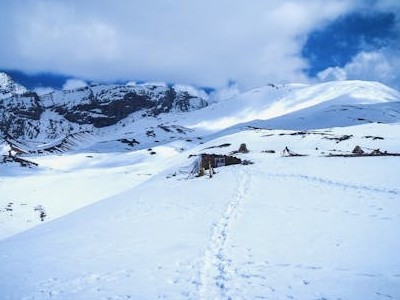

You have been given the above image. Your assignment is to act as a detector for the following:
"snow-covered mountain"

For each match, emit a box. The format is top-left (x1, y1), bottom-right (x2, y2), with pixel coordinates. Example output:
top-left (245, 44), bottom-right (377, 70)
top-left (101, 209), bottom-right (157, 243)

top-left (1, 73), bottom-right (400, 155)
top-left (0, 72), bottom-right (28, 100)
top-left (0, 72), bottom-right (209, 152)
top-left (1, 73), bottom-right (400, 299)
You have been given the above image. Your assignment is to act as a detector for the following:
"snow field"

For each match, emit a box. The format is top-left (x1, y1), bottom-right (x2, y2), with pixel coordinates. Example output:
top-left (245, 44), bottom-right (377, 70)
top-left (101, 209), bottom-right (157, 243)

top-left (0, 145), bottom-right (184, 240)
top-left (0, 123), bottom-right (399, 299)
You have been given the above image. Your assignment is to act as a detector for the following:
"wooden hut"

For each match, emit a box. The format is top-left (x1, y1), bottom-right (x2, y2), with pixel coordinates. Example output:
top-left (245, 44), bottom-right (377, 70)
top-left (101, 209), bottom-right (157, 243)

top-left (200, 154), bottom-right (242, 170)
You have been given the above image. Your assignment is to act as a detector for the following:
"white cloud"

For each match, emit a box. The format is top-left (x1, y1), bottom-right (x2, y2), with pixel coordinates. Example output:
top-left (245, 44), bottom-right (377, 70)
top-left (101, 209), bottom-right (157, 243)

top-left (317, 50), bottom-right (400, 89)
top-left (62, 79), bottom-right (88, 90)
top-left (15, 2), bottom-right (120, 65)
top-left (211, 82), bottom-right (240, 102)
top-left (344, 52), bottom-right (393, 81)
top-left (0, 0), bottom-right (365, 89)
top-left (315, 0), bottom-right (400, 90)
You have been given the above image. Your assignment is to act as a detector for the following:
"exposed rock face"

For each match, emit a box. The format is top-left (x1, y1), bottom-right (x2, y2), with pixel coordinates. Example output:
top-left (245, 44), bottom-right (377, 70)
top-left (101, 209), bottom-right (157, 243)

top-left (0, 91), bottom-right (44, 139)
top-left (0, 73), bottom-right (209, 144)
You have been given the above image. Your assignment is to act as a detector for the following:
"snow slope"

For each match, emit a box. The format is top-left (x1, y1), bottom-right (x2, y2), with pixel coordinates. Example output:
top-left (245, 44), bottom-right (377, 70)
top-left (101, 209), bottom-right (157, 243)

top-left (244, 100), bottom-right (400, 130)
top-left (183, 80), bottom-right (400, 132)
top-left (0, 141), bottom-right (189, 240)
top-left (0, 122), bottom-right (399, 299)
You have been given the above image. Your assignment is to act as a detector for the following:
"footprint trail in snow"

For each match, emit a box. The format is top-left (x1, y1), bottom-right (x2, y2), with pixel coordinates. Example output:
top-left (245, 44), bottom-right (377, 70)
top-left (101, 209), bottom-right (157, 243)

top-left (199, 168), bottom-right (251, 300)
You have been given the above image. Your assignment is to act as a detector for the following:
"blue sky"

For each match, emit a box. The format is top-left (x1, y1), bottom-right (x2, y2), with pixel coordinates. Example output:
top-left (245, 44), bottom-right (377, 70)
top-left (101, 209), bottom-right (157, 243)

top-left (303, 11), bottom-right (398, 76)
top-left (0, 0), bottom-right (399, 91)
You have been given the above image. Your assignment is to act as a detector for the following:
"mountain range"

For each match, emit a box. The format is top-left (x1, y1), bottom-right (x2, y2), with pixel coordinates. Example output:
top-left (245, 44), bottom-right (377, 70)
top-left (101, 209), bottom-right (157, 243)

top-left (1, 71), bottom-right (399, 155)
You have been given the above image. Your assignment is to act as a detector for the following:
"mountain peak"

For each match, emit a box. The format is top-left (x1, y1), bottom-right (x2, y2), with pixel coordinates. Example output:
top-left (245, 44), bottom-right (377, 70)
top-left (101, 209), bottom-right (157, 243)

top-left (0, 72), bottom-right (13, 86)
top-left (0, 72), bottom-right (28, 98)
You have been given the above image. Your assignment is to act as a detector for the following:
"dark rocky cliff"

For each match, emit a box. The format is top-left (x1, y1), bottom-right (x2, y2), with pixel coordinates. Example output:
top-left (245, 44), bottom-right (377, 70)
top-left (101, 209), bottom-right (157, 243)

top-left (0, 73), bottom-right (208, 144)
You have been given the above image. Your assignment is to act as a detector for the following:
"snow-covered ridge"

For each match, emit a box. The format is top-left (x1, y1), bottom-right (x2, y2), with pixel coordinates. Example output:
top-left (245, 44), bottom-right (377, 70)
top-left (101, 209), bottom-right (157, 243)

top-left (186, 80), bottom-right (400, 132)
top-left (267, 80), bottom-right (400, 116)
top-left (229, 80), bottom-right (400, 131)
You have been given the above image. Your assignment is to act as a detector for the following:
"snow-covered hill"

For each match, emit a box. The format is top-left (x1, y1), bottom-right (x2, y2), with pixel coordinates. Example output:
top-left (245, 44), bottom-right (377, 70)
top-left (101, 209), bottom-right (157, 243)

top-left (184, 80), bottom-right (400, 132)
top-left (1, 74), bottom-right (400, 299)
top-left (241, 81), bottom-right (400, 130)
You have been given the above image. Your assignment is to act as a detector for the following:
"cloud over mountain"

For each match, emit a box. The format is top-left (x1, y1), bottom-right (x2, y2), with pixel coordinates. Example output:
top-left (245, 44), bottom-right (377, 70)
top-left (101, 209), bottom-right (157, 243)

top-left (0, 0), bottom-right (399, 89)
